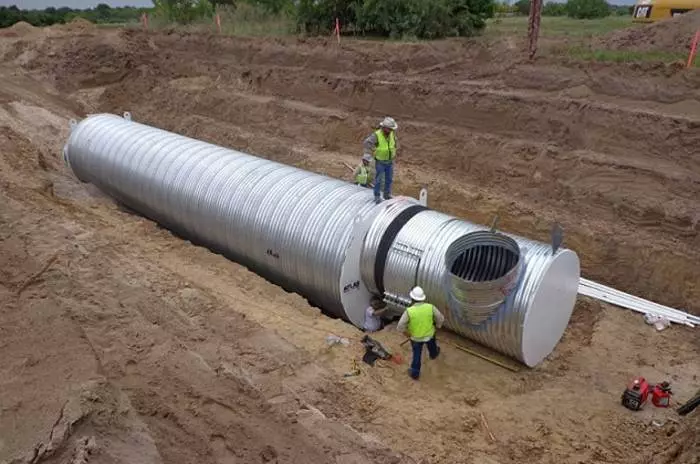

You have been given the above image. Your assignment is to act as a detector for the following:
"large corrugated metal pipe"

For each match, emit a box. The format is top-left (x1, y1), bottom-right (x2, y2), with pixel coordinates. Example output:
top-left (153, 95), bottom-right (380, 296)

top-left (360, 204), bottom-right (580, 367)
top-left (63, 113), bottom-right (580, 368)
top-left (445, 231), bottom-right (522, 325)
top-left (63, 113), bottom-right (385, 328)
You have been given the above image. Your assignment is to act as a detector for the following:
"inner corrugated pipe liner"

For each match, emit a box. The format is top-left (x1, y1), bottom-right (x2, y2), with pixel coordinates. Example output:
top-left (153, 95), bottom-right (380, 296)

top-left (445, 231), bottom-right (522, 325)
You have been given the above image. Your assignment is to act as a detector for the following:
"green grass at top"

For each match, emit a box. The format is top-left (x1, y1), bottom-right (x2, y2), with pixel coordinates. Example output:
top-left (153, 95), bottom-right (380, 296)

top-left (485, 15), bottom-right (637, 38)
top-left (215, 3), bottom-right (295, 37)
top-left (138, 4), bottom-right (295, 37)
top-left (113, 10), bottom-right (636, 41)
top-left (563, 46), bottom-right (698, 66)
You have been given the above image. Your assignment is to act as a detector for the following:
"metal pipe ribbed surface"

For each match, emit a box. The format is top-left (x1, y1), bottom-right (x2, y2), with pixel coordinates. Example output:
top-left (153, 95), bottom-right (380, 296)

top-left (65, 113), bottom-right (580, 367)
top-left (64, 114), bottom-right (378, 318)
top-left (371, 210), bottom-right (580, 367)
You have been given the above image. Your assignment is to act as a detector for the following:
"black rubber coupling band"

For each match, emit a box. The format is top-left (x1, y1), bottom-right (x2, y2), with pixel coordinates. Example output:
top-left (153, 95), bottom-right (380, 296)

top-left (374, 204), bottom-right (427, 294)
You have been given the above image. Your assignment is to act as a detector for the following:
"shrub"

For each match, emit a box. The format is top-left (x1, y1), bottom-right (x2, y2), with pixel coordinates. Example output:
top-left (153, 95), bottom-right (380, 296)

top-left (218, 2), bottom-right (295, 36)
top-left (297, 0), bottom-right (494, 39)
top-left (566, 0), bottom-right (610, 19)
top-left (543, 1), bottom-right (567, 16)
top-left (296, 0), bottom-right (359, 35)
top-left (153, 0), bottom-right (214, 23)
top-left (357, 0), bottom-right (451, 39)
top-left (494, 1), bottom-right (517, 15)
top-left (515, 0), bottom-right (530, 15)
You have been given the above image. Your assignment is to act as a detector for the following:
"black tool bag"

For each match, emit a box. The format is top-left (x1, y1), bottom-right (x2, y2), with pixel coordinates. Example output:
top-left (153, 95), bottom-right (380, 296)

top-left (361, 335), bottom-right (392, 366)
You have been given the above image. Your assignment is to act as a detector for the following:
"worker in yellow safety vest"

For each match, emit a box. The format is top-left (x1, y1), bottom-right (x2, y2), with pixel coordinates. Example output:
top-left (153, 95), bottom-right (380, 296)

top-left (363, 117), bottom-right (398, 204)
top-left (396, 286), bottom-right (445, 380)
top-left (354, 153), bottom-right (373, 188)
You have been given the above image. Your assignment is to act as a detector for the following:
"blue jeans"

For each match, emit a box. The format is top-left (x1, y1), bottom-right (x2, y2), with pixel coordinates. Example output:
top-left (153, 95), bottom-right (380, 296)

top-left (374, 161), bottom-right (393, 198)
top-left (409, 337), bottom-right (440, 379)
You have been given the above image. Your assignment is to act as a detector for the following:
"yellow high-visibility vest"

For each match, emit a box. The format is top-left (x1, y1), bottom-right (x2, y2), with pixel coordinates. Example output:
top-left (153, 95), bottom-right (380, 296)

top-left (374, 129), bottom-right (396, 162)
top-left (356, 165), bottom-right (369, 184)
top-left (407, 303), bottom-right (435, 339)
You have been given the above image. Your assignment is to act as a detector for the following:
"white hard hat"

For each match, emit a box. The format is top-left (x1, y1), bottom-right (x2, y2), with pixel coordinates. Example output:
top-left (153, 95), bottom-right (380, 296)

top-left (409, 286), bottom-right (426, 302)
top-left (362, 153), bottom-right (372, 162)
top-left (379, 117), bottom-right (398, 130)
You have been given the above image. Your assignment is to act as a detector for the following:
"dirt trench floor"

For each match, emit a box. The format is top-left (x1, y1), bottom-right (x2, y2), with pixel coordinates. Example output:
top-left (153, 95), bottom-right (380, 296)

top-left (1, 26), bottom-right (699, 464)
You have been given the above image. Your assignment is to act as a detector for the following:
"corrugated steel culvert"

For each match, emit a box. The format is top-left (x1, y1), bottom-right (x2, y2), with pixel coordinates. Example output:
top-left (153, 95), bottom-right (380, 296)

top-left (64, 113), bottom-right (580, 367)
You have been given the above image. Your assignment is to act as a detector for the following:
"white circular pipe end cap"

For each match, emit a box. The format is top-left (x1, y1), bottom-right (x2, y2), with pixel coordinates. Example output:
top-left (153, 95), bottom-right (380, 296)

top-left (521, 249), bottom-right (580, 367)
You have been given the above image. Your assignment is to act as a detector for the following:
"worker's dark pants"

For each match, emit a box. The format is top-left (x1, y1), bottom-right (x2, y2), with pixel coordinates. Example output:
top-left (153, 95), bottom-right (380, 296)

top-left (409, 337), bottom-right (440, 379)
top-left (374, 160), bottom-right (393, 198)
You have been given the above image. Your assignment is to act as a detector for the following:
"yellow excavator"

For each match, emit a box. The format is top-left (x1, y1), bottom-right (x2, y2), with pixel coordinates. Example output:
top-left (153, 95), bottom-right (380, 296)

top-left (632, 0), bottom-right (699, 22)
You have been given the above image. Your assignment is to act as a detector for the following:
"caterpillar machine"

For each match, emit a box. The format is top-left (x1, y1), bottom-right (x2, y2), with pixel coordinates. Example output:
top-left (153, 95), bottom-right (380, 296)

top-left (632, 0), bottom-right (699, 22)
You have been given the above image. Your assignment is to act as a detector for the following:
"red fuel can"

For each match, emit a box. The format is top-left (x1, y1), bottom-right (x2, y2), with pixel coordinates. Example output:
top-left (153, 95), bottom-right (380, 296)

top-left (651, 382), bottom-right (673, 408)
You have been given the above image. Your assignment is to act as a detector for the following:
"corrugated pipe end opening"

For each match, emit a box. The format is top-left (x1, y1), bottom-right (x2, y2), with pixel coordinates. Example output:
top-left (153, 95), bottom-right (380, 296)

top-left (445, 231), bottom-right (522, 325)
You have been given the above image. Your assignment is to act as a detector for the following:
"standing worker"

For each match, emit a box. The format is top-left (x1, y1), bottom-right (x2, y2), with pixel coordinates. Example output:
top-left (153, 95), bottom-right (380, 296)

top-left (363, 117), bottom-right (398, 204)
top-left (354, 153), bottom-right (373, 188)
top-left (397, 286), bottom-right (444, 380)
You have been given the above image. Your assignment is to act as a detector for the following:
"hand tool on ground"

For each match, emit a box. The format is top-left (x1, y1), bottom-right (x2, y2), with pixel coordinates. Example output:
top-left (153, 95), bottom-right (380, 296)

top-left (343, 359), bottom-right (360, 377)
top-left (445, 340), bottom-right (520, 373)
top-left (480, 412), bottom-right (496, 442)
top-left (361, 335), bottom-right (392, 366)
top-left (676, 388), bottom-right (700, 416)
top-left (390, 351), bottom-right (403, 364)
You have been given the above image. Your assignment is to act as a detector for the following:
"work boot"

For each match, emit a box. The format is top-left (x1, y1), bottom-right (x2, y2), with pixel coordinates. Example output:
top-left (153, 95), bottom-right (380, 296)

top-left (384, 194), bottom-right (392, 201)
top-left (374, 196), bottom-right (382, 204)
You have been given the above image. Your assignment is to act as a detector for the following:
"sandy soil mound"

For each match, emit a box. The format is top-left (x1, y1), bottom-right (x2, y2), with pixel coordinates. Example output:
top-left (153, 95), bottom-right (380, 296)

top-left (10, 21), bottom-right (36, 33)
top-left (62, 17), bottom-right (96, 32)
top-left (599, 9), bottom-right (700, 53)
top-left (0, 21), bottom-right (36, 37)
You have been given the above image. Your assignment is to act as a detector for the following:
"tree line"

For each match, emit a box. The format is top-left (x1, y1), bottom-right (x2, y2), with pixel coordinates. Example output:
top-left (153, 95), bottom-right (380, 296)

top-left (0, 3), bottom-right (150, 28)
top-left (503, 0), bottom-right (632, 19)
top-left (297, 0), bottom-right (495, 39)
top-left (1, 0), bottom-right (497, 39)
top-left (149, 0), bottom-right (496, 39)
top-left (2, 0), bottom-right (632, 38)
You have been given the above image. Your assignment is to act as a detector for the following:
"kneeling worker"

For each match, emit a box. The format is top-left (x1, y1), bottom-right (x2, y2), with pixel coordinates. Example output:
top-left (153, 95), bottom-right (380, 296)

top-left (363, 296), bottom-right (387, 332)
top-left (397, 286), bottom-right (444, 380)
top-left (354, 153), bottom-right (373, 188)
